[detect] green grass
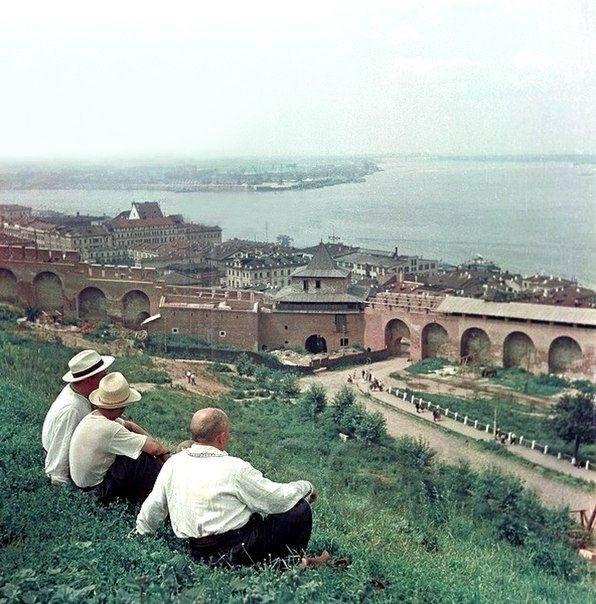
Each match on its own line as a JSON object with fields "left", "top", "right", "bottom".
{"left": 403, "top": 358, "right": 454, "bottom": 375}
{"left": 490, "top": 367, "right": 568, "bottom": 397}
{"left": 399, "top": 388, "right": 596, "bottom": 462}
{"left": 0, "top": 328, "right": 594, "bottom": 602}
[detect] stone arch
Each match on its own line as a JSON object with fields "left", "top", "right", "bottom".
{"left": 503, "top": 331, "right": 536, "bottom": 369}
{"left": 305, "top": 334, "right": 327, "bottom": 354}
{"left": 33, "top": 271, "right": 63, "bottom": 312}
{"left": 385, "top": 318, "right": 411, "bottom": 356}
{"left": 460, "top": 327, "right": 491, "bottom": 365}
{"left": 78, "top": 286, "right": 108, "bottom": 321}
{"left": 122, "top": 290, "right": 151, "bottom": 328}
{"left": 421, "top": 322, "right": 449, "bottom": 359}
{"left": 548, "top": 336, "right": 582, "bottom": 375}
{"left": 0, "top": 268, "right": 18, "bottom": 303}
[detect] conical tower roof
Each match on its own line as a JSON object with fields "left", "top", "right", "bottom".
{"left": 292, "top": 242, "right": 350, "bottom": 278}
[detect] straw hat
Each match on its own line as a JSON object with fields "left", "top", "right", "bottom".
{"left": 62, "top": 349, "right": 115, "bottom": 383}
{"left": 89, "top": 372, "right": 142, "bottom": 409}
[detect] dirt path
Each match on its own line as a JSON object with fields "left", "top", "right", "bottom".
{"left": 151, "top": 357, "right": 229, "bottom": 398}
{"left": 301, "top": 363, "right": 595, "bottom": 511}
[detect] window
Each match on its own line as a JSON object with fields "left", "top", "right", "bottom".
{"left": 284, "top": 325, "right": 288, "bottom": 330}
{"left": 219, "top": 330, "right": 226, "bottom": 338}
{"left": 340, "top": 338, "right": 349, "bottom": 346}
{"left": 303, "top": 280, "right": 309, "bottom": 291}
{"left": 315, "top": 280, "right": 321, "bottom": 289}
{"left": 171, "top": 327, "right": 179, "bottom": 334}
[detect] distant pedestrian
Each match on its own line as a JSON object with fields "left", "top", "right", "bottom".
{"left": 361, "top": 369, "right": 365, "bottom": 380}
{"left": 432, "top": 409, "right": 440, "bottom": 422}
{"left": 509, "top": 433, "right": 517, "bottom": 445}
{"left": 368, "top": 373, "right": 373, "bottom": 383}
{"left": 414, "top": 401, "right": 421, "bottom": 413}
{"left": 190, "top": 373, "right": 197, "bottom": 386}
{"left": 186, "top": 370, "right": 191, "bottom": 384}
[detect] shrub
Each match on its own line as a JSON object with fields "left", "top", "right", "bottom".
{"left": 0, "top": 305, "right": 19, "bottom": 322}
{"left": 405, "top": 358, "right": 453, "bottom": 375}
{"left": 395, "top": 436, "right": 436, "bottom": 469}
{"left": 235, "top": 353, "right": 255, "bottom": 376}
{"left": 299, "top": 383, "right": 328, "bottom": 419}
{"left": 210, "top": 362, "right": 232, "bottom": 373}
{"left": 24, "top": 305, "right": 41, "bottom": 322}
{"left": 331, "top": 386, "right": 357, "bottom": 425}
{"left": 353, "top": 410, "right": 387, "bottom": 446}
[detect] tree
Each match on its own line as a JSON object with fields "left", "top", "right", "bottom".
{"left": 276, "top": 234, "right": 293, "bottom": 248}
{"left": 551, "top": 393, "right": 595, "bottom": 459}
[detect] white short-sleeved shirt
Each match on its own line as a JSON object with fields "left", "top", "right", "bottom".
{"left": 41, "top": 384, "right": 92, "bottom": 484}
{"left": 69, "top": 411, "right": 147, "bottom": 488}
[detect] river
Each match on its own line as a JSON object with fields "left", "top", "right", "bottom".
{"left": 1, "top": 159, "right": 594, "bottom": 285}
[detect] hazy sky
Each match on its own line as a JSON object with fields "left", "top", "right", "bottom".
{"left": 1, "top": 0, "right": 594, "bottom": 159}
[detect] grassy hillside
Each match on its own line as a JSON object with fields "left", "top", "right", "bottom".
{"left": 0, "top": 328, "right": 594, "bottom": 603}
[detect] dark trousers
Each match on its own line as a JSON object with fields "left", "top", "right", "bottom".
{"left": 90, "top": 452, "right": 162, "bottom": 504}
{"left": 189, "top": 499, "right": 312, "bottom": 566}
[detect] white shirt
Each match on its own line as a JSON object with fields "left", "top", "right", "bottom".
{"left": 136, "top": 444, "right": 312, "bottom": 538}
{"left": 41, "top": 384, "right": 92, "bottom": 484}
{"left": 69, "top": 411, "right": 147, "bottom": 488}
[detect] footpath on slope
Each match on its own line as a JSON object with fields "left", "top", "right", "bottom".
{"left": 300, "top": 365, "right": 595, "bottom": 512}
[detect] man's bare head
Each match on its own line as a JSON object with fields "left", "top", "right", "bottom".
{"left": 190, "top": 408, "right": 229, "bottom": 449}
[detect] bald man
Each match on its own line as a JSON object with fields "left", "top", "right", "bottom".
{"left": 136, "top": 407, "right": 315, "bottom": 565}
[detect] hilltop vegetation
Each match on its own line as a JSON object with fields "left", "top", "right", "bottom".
{"left": 0, "top": 328, "right": 594, "bottom": 602}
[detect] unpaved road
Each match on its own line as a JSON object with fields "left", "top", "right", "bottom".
{"left": 301, "top": 362, "right": 595, "bottom": 511}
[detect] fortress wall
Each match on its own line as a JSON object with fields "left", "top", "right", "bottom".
{"left": 152, "top": 304, "right": 260, "bottom": 350}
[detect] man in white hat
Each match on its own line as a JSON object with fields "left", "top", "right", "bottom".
{"left": 42, "top": 349, "right": 114, "bottom": 485}
{"left": 69, "top": 372, "right": 169, "bottom": 504}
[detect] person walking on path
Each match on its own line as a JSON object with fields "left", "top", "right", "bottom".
{"left": 190, "top": 373, "right": 197, "bottom": 386}
{"left": 186, "top": 370, "right": 191, "bottom": 384}
{"left": 42, "top": 349, "right": 114, "bottom": 485}
{"left": 136, "top": 408, "right": 318, "bottom": 566}
{"left": 69, "top": 372, "right": 169, "bottom": 504}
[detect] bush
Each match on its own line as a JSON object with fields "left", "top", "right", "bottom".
{"left": 331, "top": 386, "right": 357, "bottom": 425}
{"left": 395, "top": 436, "right": 436, "bottom": 469}
{"left": 235, "top": 353, "right": 255, "bottom": 376}
{"left": 353, "top": 410, "right": 387, "bottom": 446}
{"left": 299, "top": 383, "right": 327, "bottom": 419}
{"left": 405, "top": 358, "right": 453, "bottom": 375}
{"left": 0, "top": 305, "right": 19, "bottom": 322}
{"left": 61, "top": 315, "right": 82, "bottom": 327}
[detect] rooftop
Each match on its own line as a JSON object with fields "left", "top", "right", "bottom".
{"left": 437, "top": 296, "right": 596, "bottom": 327}
{"left": 292, "top": 242, "right": 350, "bottom": 279}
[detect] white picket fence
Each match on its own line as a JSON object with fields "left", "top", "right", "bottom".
{"left": 387, "top": 387, "right": 592, "bottom": 471}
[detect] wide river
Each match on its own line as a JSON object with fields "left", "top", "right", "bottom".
{"left": 1, "top": 159, "right": 594, "bottom": 286}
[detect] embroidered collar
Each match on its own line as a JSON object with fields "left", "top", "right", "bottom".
{"left": 186, "top": 445, "right": 228, "bottom": 459}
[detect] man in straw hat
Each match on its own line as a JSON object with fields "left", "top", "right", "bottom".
{"left": 69, "top": 372, "right": 169, "bottom": 504}
{"left": 136, "top": 407, "right": 324, "bottom": 566}
{"left": 42, "top": 349, "right": 114, "bottom": 485}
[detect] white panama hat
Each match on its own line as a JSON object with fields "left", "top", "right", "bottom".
{"left": 62, "top": 349, "right": 115, "bottom": 383}
{"left": 89, "top": 372, "right": 142, "bottom": 409}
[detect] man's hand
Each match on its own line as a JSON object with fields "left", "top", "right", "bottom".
{"left": 306, "top": 487, "right": 317, "bottom": 504}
